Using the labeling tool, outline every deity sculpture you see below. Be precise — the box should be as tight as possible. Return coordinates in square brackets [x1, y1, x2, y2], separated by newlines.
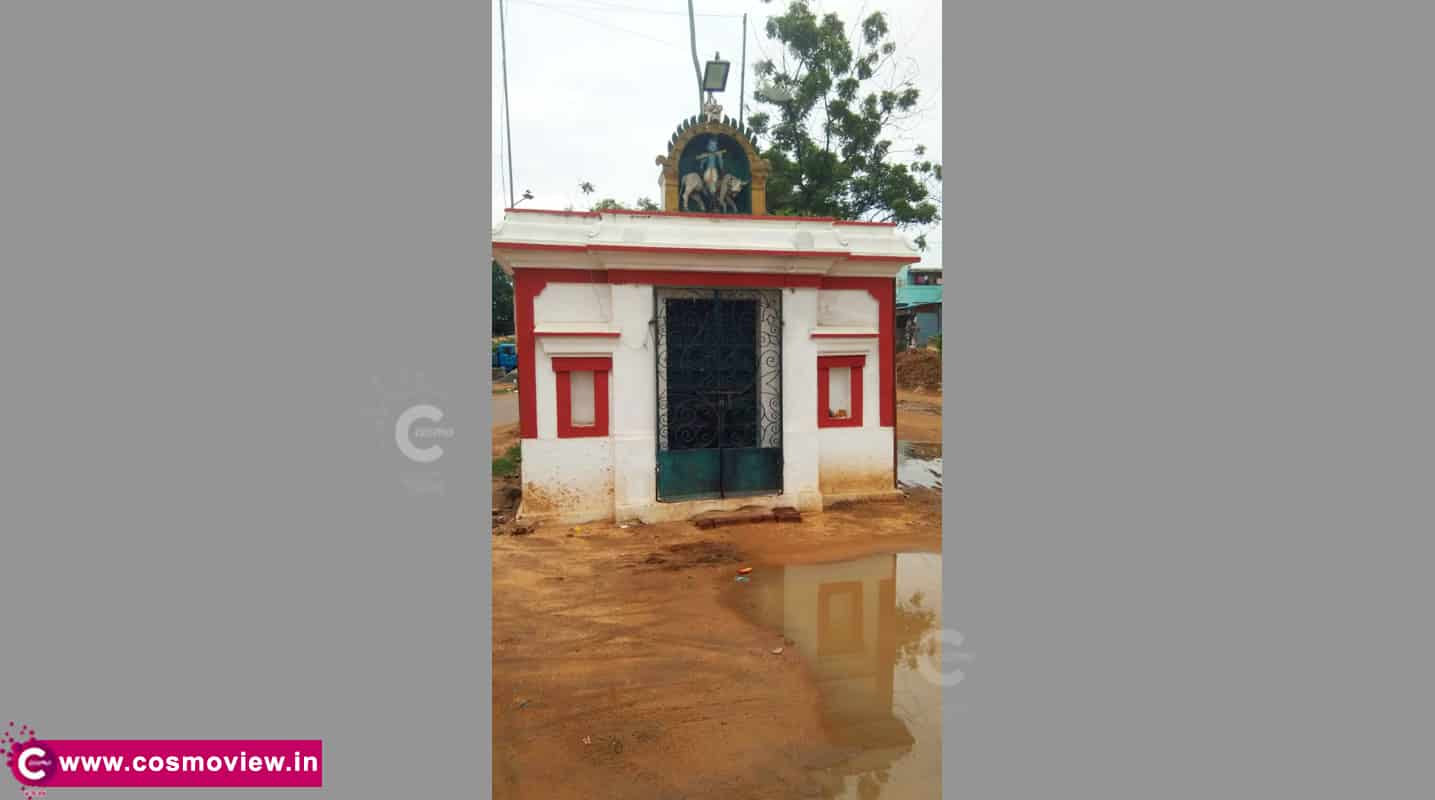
[679, 136, 747, 213]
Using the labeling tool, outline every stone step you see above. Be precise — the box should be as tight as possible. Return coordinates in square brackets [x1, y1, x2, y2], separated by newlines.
[691, 506, 802, 529]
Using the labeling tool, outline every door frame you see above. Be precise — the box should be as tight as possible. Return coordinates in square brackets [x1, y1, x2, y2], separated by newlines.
[653, 286, 784, 502]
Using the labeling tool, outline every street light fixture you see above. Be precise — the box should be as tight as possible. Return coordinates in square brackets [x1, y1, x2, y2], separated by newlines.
[702, 52, 730, 93]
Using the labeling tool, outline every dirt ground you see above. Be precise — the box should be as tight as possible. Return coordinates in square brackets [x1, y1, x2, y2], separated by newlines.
[897, 389, 941, 444]
[493, 421, 521, 530]
[492, 498, 940, 799]
[491, 392, 943, 799]
[493, 421, 520, 455]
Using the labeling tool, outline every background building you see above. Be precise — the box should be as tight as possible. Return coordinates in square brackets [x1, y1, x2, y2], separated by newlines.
[897, 265, 943, 349]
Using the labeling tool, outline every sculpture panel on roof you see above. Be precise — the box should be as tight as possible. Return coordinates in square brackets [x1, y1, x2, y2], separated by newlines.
[655, 114, 771, 215]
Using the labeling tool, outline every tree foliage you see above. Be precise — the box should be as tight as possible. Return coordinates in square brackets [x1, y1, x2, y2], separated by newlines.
[750, 1, 940, 238]
[590, 196, 659, 212]
[492, 260, 513, 336]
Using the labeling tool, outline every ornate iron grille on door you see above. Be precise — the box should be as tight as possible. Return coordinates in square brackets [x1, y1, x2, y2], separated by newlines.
[655, 287, 782, 501]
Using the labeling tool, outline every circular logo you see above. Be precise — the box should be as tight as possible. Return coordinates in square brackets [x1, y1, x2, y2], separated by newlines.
[396, 404, 450, 463]
[914, 628, 973, 688]
[10, 741, 57, 786]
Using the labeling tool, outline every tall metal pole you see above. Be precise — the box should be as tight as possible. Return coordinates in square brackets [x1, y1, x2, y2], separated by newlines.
[687, 0, 704, 116]
[499, 0, 516, 206]
[739, 13, 747, 127]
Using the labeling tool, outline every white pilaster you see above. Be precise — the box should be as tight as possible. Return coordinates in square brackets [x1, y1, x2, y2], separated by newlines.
[781, 287, 823, 511]
[610, 283, 657, 520]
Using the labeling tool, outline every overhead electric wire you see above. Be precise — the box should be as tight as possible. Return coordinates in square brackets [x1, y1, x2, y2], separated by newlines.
[511, 0, 740, 17]
[507, 0, 685, 48]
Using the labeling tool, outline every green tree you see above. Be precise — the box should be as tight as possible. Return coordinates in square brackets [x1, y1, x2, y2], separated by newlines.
[749, 1, 940, 240]
[492, 260, 513, 336]
[590, 196, 661, 212]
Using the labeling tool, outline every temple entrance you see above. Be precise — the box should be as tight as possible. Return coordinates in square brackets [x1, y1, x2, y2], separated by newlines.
[655, 287, 783, 501]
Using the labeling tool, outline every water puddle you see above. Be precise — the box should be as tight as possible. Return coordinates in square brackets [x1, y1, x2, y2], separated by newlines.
[897, 441, 942, 492]
[733, 552, 943, 798]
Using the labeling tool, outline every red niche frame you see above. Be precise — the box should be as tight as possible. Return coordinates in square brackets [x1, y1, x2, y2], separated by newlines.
[552, 356, 611, 438]
[817, 354, 865, 428]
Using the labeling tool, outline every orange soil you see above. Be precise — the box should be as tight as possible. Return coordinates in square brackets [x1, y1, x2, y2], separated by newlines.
[492, 495, 941, 799]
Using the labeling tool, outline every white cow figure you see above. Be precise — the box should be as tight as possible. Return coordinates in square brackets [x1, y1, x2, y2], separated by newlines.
[680, 172, 707, 211]
[716, 175, 747, 213]
[681, 172, 748, 213]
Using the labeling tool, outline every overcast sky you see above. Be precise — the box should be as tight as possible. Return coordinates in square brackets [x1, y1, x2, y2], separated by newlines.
[492, 0, 943, 265]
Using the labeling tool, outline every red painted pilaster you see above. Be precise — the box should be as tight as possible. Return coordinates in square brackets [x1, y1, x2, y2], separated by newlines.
[512, 271, 546, 440]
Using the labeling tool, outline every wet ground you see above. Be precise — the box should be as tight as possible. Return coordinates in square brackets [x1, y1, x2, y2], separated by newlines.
[895, 387, 942, 494]
[895, 389, 941, 444]
[492, 500, 942, 799]
[897, 441, 943, 492]
[725, 552, 943, 798]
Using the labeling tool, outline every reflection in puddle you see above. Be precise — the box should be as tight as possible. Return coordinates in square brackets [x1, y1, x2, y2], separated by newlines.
[897, 441, 942, 492]
[737, 552, 942, 798]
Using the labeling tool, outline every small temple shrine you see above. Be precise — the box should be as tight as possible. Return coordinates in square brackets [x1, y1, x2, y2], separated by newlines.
[492, 99, 923, 524]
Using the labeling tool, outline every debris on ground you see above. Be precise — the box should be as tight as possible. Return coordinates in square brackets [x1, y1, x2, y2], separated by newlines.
[895, 348, 942, 392]
[773, 506, 802, 523]
[735, 575, 750, 583]
[663, 540, 741, 568]
[693, 507, 774, 529]
[692, 505, 799, 529]
[770, 647, 784, 655]
[491, 469, 522, 531]
[737, 566, 753, 575]
[494, 520, 533, 536]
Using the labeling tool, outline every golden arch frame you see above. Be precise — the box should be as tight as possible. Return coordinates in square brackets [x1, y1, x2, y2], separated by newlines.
[655, 120, 772, 215]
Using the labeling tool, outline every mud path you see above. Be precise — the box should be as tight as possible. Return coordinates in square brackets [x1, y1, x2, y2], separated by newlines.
[897, 389, 942, 444]
[492, 496, 941, 799]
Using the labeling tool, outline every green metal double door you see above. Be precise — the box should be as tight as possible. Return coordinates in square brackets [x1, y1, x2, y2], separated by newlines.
[655, 287, 783, 502]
